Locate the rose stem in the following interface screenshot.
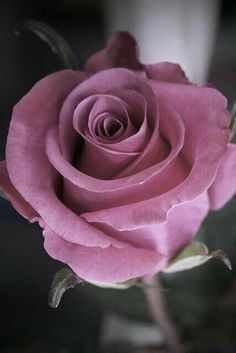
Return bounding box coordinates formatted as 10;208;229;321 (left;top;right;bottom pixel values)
143;274;185;353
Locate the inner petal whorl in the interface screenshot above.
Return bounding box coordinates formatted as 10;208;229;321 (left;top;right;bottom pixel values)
73;94;132;143
100;116;121;136
96;114;127;140
104;117;122;136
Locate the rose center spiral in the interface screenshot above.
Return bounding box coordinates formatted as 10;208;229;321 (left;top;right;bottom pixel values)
95;114;127;140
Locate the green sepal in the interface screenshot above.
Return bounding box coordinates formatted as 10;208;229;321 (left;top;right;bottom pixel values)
162;241;232;274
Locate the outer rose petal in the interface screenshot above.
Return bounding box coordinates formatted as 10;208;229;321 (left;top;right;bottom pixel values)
208;143;236;210
82;193;209;259
6;70;126;249
145;62;189;83
43;227;168;282
85;32;143;73
0;161;37;220
85;31;189;84
162;192;209;255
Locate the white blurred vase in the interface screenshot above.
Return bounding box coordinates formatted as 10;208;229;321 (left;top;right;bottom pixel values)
104;0;220;84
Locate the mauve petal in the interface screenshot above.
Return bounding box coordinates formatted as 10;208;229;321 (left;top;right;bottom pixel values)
115;101;170;178
95;90;153;154
162;192;209;256
58;69;156;162
86;193;209;257
74;94;138;150
95;115;126;140
43;227;168;282
72;94;139;179
6;70;126;249
75;138;138;180
0;161;37;220
35;187;128;249
46;104;185;216
75;95;132;139
81;85;229;230
49;95;184;195
7;70;82;190
80;166;206;232
208;143;236;210
85;32;143;73
145;62;189;83
73;90;166;179
148;81;229;167
85;91;150;150
86;95;136;144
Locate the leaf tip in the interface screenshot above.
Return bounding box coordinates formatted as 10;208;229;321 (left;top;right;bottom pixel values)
48;268;83;308
210;249;232;271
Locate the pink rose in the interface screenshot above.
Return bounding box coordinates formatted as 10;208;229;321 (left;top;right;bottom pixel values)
1;32;236;283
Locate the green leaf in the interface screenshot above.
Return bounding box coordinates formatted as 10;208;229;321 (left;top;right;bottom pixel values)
15;20;77;69
162;241;232;274
48;268;83;308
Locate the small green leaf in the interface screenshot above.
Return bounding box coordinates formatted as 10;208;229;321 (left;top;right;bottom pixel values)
48;268;83;308
210;249;232;270
162;241;232;273
15;20;77;69
87;278;137;290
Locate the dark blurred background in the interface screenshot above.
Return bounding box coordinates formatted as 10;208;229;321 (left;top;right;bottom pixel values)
0;1;236;352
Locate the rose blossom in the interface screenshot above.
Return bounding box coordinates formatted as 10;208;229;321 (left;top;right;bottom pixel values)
0;32;236;283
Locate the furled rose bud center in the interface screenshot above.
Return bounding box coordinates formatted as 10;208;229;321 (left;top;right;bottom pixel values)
95;114;127;140
70;87;174;180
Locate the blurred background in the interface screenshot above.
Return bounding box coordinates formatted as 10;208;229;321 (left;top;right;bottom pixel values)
0;1;236;352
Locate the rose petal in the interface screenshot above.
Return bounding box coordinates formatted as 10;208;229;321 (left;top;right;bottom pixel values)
43;227;168;282
58;68;157;161
48;84;184;194
73;94;139;179
73;90;166;179
80;83;229;230
208;143;236;210
57;68;169;180
75;138;138;180
85;193;209;257
149;80;229;167
86;95;135;143
145;62;189;83
75;95;133;143
115;100;170;178
85;32;143;73
0;161;37;220
46;103;185;216
162;192;209;256
6;70;126;249
85;91;149;150
74;94;138;147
